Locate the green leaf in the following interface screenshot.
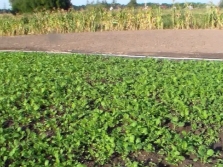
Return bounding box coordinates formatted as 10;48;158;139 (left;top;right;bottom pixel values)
172;116;179;122
207;149;214;157
198;145;206;156
129;135;135;143
9;147;17;157
44;160;49;166
181;141;188;150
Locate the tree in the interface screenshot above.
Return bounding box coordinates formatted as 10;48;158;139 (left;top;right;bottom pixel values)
10;0;72;13
127;0;137;8
219;0;223;8
102;0;108;4
112;0;116;4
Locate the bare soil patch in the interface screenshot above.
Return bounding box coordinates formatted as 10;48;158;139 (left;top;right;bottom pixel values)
1;29;223;58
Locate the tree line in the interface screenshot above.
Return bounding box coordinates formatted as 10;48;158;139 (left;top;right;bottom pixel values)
0;0;221;14
74;1;209;10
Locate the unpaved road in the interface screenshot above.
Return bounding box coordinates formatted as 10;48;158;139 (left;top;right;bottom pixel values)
0;29;223;58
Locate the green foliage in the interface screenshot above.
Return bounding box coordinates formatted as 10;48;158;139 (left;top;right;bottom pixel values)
9;0;72;13
1;52;223;166
127;0;138;8
219;0;223;8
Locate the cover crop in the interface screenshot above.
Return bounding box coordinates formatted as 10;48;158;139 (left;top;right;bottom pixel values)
0;52;223;166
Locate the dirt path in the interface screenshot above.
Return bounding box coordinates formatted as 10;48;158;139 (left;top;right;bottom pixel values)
1;29;223;58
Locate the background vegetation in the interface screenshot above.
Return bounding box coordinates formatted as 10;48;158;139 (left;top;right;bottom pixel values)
9;0;72;13
219;0;223;8
0;4;223;36
0;1;222;36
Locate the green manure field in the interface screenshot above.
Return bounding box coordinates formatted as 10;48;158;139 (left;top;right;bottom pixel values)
1;52;223;167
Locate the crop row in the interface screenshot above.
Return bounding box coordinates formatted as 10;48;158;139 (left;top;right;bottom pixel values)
0;6;223;36
1;52;223;166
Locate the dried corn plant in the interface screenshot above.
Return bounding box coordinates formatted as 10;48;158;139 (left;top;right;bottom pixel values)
0;6;222;36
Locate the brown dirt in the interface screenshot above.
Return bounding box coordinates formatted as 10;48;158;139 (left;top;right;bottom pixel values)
1;29;223;59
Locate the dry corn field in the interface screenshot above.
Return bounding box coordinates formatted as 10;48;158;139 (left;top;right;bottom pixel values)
0;6;223;36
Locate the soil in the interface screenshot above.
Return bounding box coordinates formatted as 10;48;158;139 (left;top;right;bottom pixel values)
1;30;223;167
1;29;223;59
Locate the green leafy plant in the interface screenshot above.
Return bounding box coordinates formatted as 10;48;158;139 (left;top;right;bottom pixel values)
0;52;223;166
